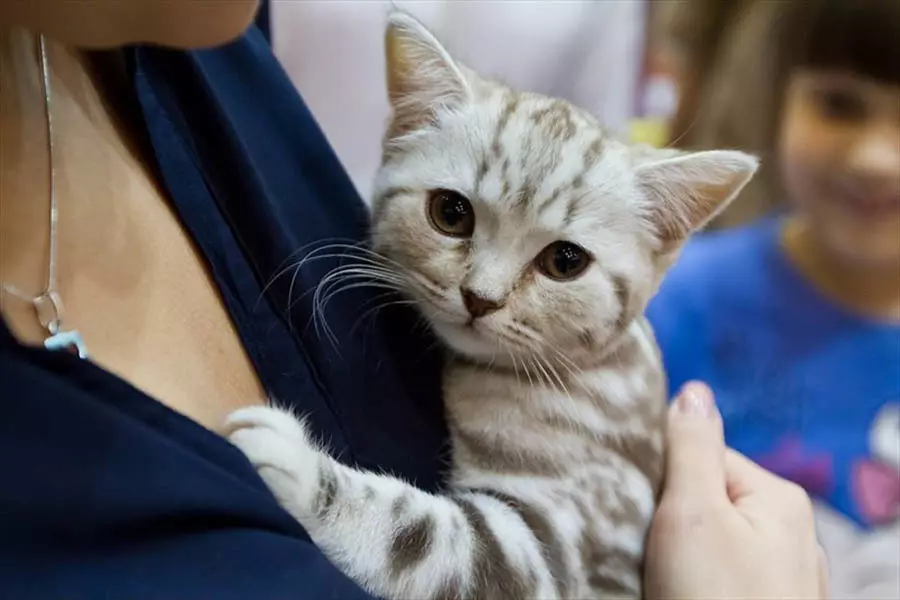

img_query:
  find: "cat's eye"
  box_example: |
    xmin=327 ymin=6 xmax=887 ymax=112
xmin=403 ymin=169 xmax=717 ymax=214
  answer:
xmin=427 ymin=189 xmax=475 ymax=238
xmin=535 ymin=241 xmax=592 ymax=281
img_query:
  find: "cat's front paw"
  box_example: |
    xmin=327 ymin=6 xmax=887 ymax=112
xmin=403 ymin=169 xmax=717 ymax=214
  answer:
xmin=225 ymin=405 xmax=323 ymax=518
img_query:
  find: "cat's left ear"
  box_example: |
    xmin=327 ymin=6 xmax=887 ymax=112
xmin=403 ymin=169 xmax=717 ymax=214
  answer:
xmin=384 ymin=10 xmax=471 ymax=138
xmin=635 ymin=150 xmax=759 ymax=249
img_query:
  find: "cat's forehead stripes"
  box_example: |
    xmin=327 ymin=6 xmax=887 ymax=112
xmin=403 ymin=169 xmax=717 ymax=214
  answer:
xmin=474 ymin=91 xmax=615 ymax=230
xmin=491 ymin=94 xmax=520 ymax=157
xmin=529 ymin=99 xmax=578 ymax=142
xmin=473 ymin=93 xmax=519 ymax=196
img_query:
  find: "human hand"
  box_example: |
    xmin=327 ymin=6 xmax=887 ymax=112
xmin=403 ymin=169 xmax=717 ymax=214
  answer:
xmin=644 ymin=381 xmax=828 ymax=600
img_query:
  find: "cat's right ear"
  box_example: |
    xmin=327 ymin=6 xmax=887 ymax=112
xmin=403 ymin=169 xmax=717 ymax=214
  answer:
xmin=635 ymin=150 xmax=758 ymax=253
xmin=385 ymin=10 xmax=471 ymax=138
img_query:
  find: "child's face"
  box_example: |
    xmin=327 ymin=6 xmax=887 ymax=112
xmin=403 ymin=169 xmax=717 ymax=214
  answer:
xmin=779 ymin=70 xmax=900 ymax=268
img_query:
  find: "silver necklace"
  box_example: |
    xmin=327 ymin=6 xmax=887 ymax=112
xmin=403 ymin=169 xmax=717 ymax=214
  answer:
xmin=1 ymin=36 xmax=88 ymax=359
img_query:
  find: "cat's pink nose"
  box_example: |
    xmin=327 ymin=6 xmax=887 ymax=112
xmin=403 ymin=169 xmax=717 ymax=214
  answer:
xmin=460 ymin=287 xmax=503 ymax=319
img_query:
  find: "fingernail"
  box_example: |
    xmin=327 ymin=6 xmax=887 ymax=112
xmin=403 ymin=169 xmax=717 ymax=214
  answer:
xmin=675 ymin=382 xmax=716 ymax=418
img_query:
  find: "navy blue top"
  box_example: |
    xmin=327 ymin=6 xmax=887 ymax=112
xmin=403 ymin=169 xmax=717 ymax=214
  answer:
xmin=0 ymin=22 xmax=447 ymax=599
xmin=647 ymin=218 xmax=900 ymax=528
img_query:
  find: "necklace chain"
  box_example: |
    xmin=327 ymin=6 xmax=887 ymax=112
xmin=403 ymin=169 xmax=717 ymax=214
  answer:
xmin=2 ymin=35 xmax=63 ymax=332
xmin=1 ymin=35 xmax=86 ymax=359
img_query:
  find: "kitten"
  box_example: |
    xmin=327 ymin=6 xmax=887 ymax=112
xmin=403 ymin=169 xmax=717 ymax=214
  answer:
xmin=227 ymin=10 xmax=757 ymax=599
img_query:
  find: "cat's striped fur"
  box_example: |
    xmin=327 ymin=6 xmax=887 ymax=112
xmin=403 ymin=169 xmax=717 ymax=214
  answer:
xmin=227 ymin=10 xmax=757 ymax=600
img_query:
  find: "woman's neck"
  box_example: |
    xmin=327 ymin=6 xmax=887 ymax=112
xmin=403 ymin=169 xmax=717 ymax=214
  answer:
xmin=781 ymin=216 xmax=900 ymax=324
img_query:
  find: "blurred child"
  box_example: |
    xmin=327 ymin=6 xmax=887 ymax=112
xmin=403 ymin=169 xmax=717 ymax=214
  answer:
xmin=647 ymin=0 xmax=899 ymax=595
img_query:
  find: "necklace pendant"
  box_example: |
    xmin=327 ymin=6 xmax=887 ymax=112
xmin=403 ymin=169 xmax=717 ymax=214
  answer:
xmin=44 ymin=328 xmax=89 ymax=360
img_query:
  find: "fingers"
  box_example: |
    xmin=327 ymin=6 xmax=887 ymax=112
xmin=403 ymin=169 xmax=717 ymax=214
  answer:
xmin=663 ymin=381 xmax=728 ymax=505
xmin=725 ymin=449 xmax=815 ymax=519
xmin=723 ymin=449 xmax=784 ymax=501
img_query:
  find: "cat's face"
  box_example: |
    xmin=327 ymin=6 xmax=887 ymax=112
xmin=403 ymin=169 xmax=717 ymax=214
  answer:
xmin=371 ymin=94 xmax=660 ymax=366
xmin=370 ymin=11 xmax=758 ymax=366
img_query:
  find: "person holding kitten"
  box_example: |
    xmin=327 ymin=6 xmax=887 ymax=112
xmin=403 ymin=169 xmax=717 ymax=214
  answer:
xmin=648 ymin=0 xmax=900 ymax=596
xmin=1 ymin=0 xmax=824 ymax=598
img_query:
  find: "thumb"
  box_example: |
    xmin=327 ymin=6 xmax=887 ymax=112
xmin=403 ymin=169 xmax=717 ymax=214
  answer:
xmin=663 ymin=381 xmax=728 ymax=505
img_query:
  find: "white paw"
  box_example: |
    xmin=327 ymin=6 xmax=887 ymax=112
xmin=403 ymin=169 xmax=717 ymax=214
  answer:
xmin=225 ymin=405 xmax=323 ymax=517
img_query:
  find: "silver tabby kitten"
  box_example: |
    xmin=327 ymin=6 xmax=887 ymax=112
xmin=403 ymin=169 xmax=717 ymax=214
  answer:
xmin=227 ymin=11 xmax=757 ymax=600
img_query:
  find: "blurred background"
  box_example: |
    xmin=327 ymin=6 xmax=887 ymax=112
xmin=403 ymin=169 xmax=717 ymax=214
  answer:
xmin=262 ymin=0 xmax=802 ymax=228
xmin=264 ymin=0 xmax=900 ymax=229
xmin=270 ymin=0 xmax=647 ymax=204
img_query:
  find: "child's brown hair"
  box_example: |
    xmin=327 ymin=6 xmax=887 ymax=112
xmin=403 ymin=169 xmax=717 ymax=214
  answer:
xmin=665 ymin=0 xmax=900 ymax=229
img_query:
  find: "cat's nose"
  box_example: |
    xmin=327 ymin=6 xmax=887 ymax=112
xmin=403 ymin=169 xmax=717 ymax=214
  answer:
xmin=460 ymin=287 xmax=503 ymax=319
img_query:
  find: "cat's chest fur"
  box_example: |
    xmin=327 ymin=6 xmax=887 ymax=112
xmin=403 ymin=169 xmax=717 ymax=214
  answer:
xmin=442 ymin=319 xmax=667 ymax=595
xmin=444 ymin=318 xmax=667 ymax=482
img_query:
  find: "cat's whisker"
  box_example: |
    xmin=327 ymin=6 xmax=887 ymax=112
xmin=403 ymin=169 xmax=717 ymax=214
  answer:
xmin=286 ymin=259 xmax=308 ymax=333
xmin=407 ymin=276 xmax=451 ymax=307
xmin=315 ymin=260 xmax=402 ymax=282
xmin=314 ymin=242 xmax=425 ymax=287
xmin=258 ymin=237 xmax=362 ymax=304
xmin=521 ymin=354 xmax=535 ymax=388
xmin=422 ymin=334 xmax=443 ymax=354
xmin=314 ymin=258 xmax=445 ymax=309
xmin=410 ymin=274 xmax=447 ymax=295
xmin=543 ymin=355 xmax=573 ymax=401
xmin=557 ymin=354 xmax=583 ymax=380
xmin=546 ymin=345 xmax=583 ymax=378
xmin=485 ymin=350 xmax=497 ymax=375
xmin=284 ymin=253 xmax=383 ymax=300
xmin=350 ymin=296 xmax=418 ymax=336
xmin=282 ymin=267 xmax=398 ymax=340
xmin=357 ymin=289 xmax=407 ymax=314
xmin=507 ymin=323 xmax=583 ymax=379
xmin=310 ymin=272 xmax=395 ymax=326
xmin=319 ymin=280 xmax=404 ymax=317
xmin=282 ymin=247 xmax=387 ymax=319
xmin=273 ymin=237 xmax=359 ymax=270
xmin=316 ymin=268 xmax=405 ymax=309
xmin=315 ymin=262 xmax=403 ymax=290
xmin=314 ymin=279 xmax=404 ymax=345
xmin=500 ymin=340 xmax=522 ymax=388
xmin=311 ymin=265 xmax=407 ymax=348
xmin=551 ymin=356 xmax=584 ymax=390
xmin=415 ymin=298 xmax=460 ymax=322
xmin=279 ymin=242 xmax=412 ymax=315
xmin=499 ymin=328 xmax=577 ymax=399
xmin=329 ymin=243 xmax=412 ymax=272
xmin=553 ymin=359 xmax=581 ymax=384
xmin=531 ymin=355 xmax=554 ymax=391
xmin=529 ymin=356 xmax=551 ymax=389
xmin=294 ymin=252 xmax=394 ymax=277
xmin=273 ymin=239 xmax=366 ymax=275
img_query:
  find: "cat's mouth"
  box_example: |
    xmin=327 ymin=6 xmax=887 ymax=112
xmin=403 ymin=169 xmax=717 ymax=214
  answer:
xmin=402 ymin=280 xmax=525 ymax=359
xmin=442 ymin=314 xmax=489 ymax=338
xmin=427 ymin=314 xmax=503 ymax=358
